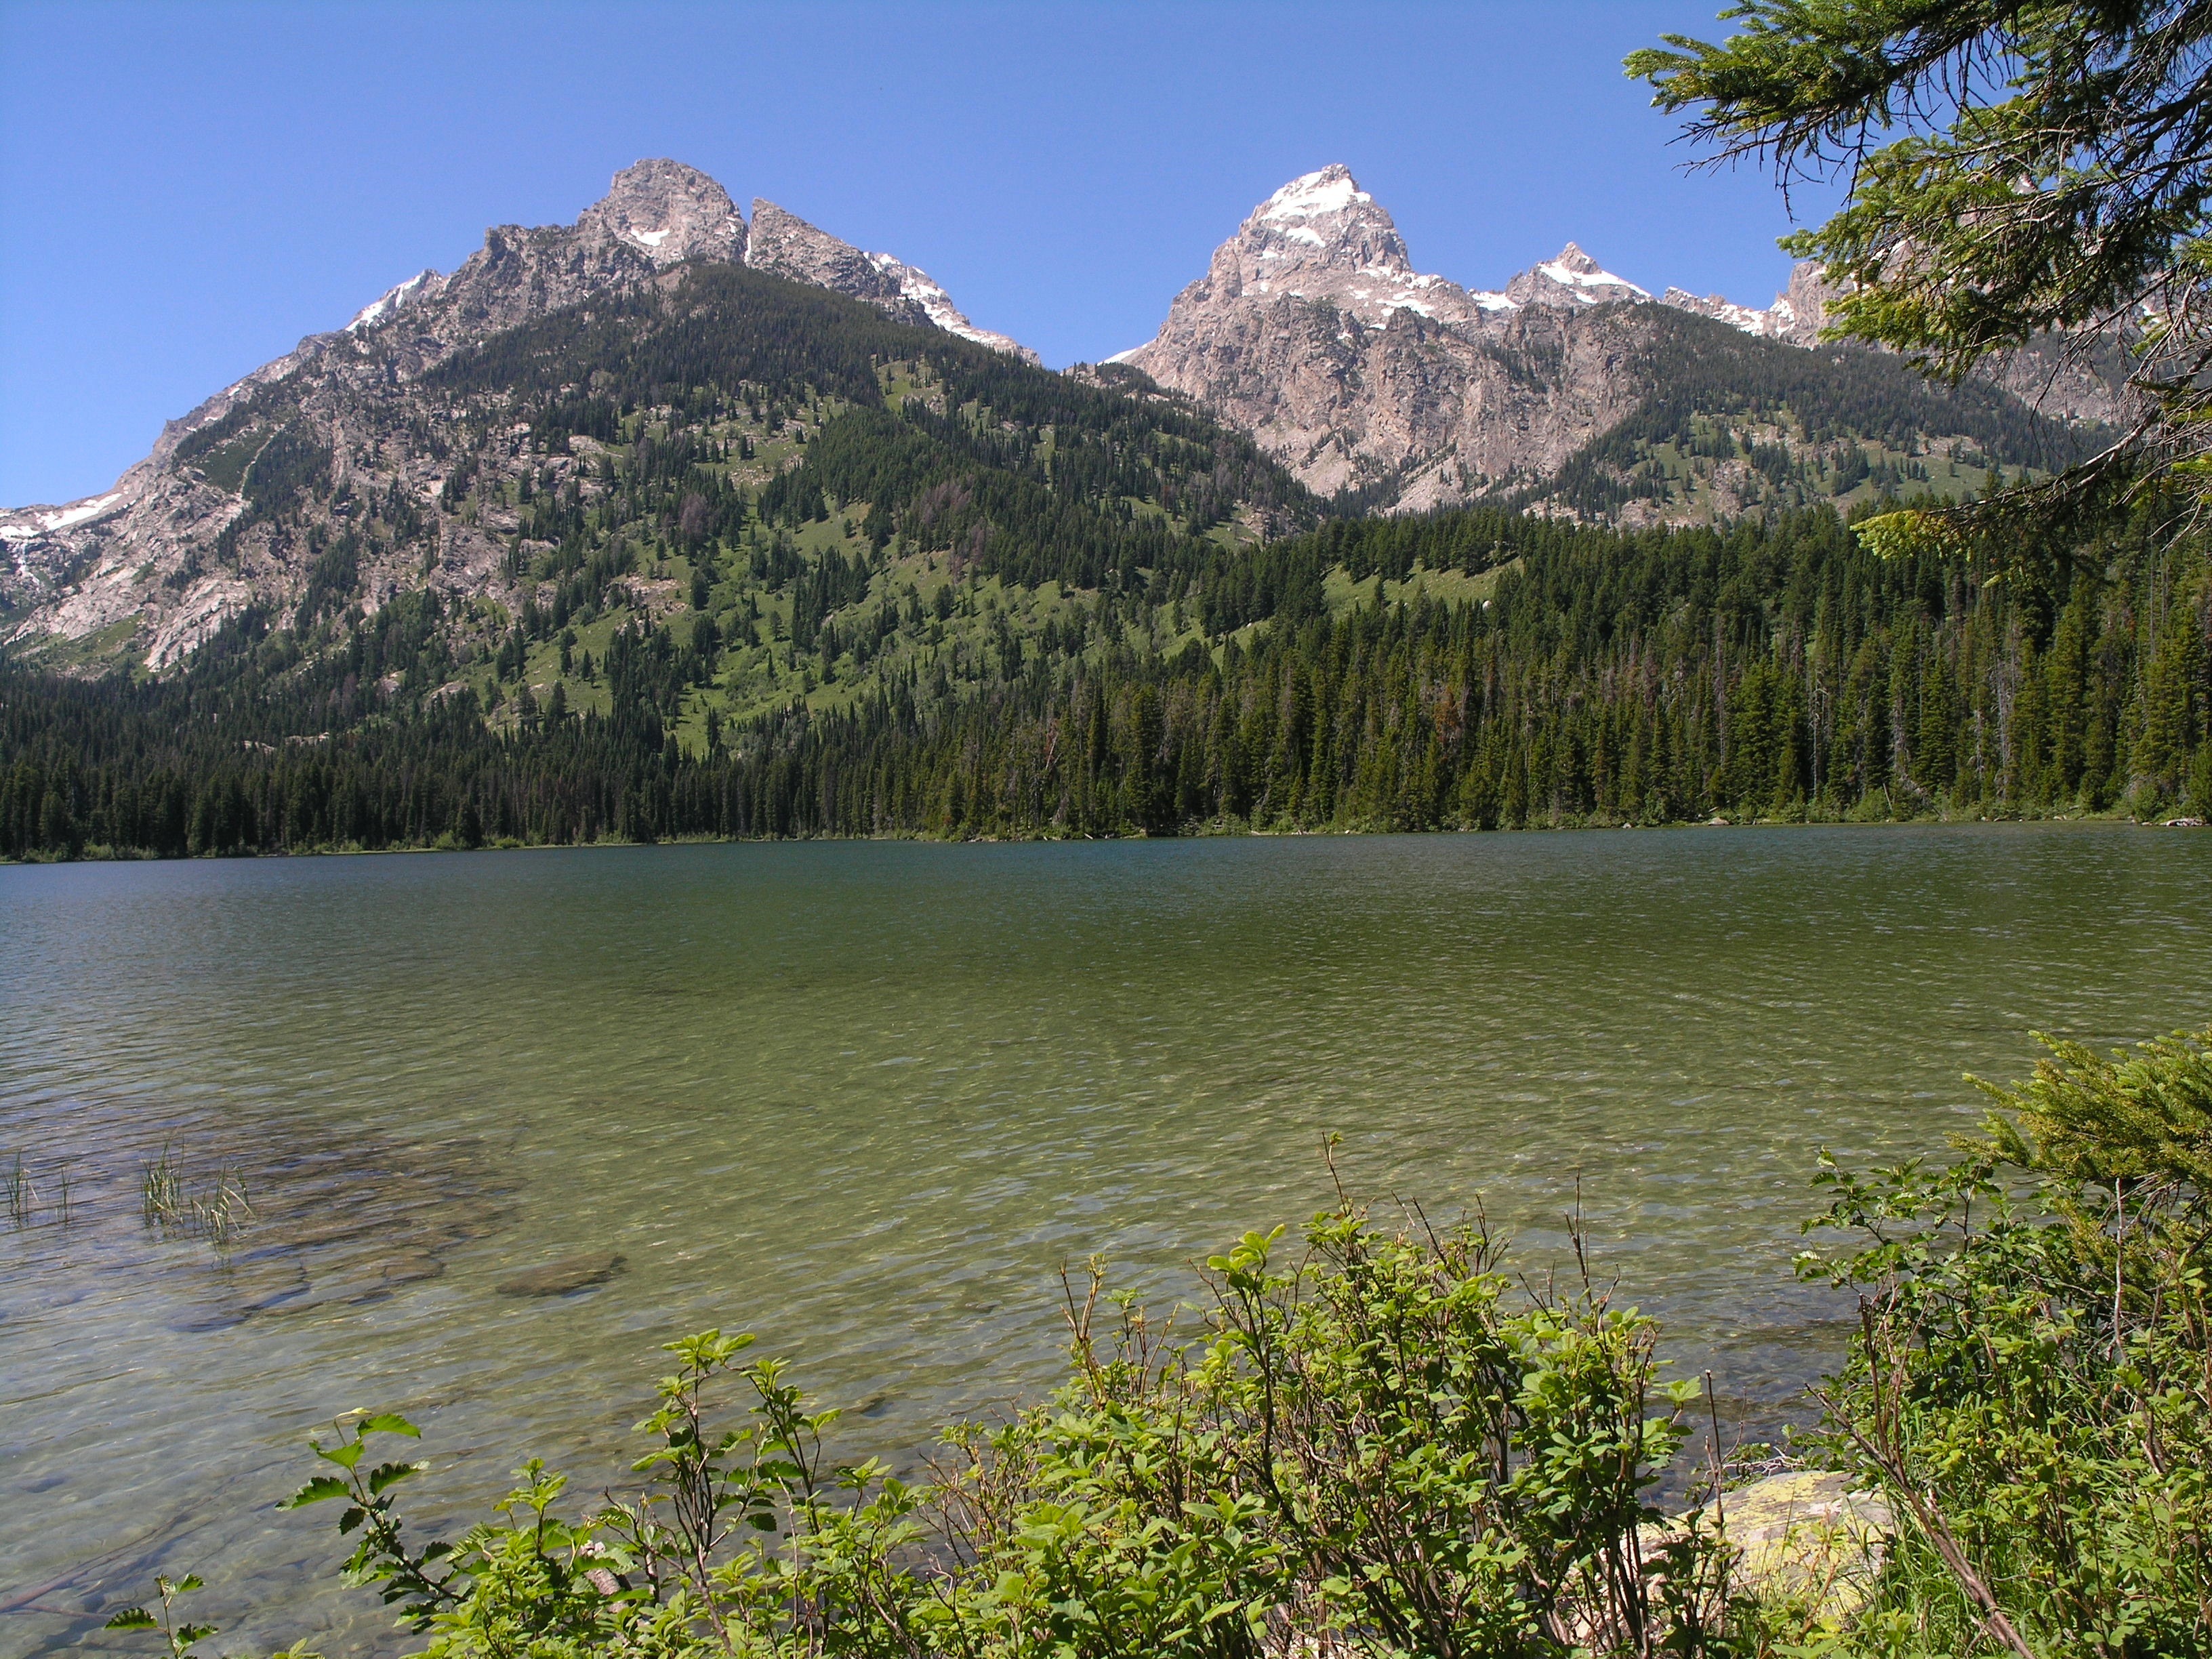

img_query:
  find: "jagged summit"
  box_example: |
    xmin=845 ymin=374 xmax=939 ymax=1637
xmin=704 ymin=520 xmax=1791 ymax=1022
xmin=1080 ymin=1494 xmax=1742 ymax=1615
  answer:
xmin=1112 ymin=168 xmax=1679 ymax=500
xmin=1110 ymin=165 xmax=1977 ymax=513
xmin=746 ymin=199 xmax=1037 ymax=362
xmin=1112 ymin=168 xmax=1679 ymax=375
xmin=324 ymin=163 xmax=1021 ymax=362
xmin=1246 ymin=165 xmax=1415 ymax=277
xmin=575 ymin=158 xmax=747 ymax=266
xmin=0 ymin=159 xmax=1036 ymax=663
xmin=1506 ymin=243 xmax=1650 ymax=308
xmin=1129 ymin=165 xmax=1492 ymax=344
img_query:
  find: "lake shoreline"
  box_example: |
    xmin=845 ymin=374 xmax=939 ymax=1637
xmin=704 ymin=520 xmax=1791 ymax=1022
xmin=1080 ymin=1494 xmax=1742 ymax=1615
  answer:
xmin=3 ymin=802 xmax=2192 ymax=867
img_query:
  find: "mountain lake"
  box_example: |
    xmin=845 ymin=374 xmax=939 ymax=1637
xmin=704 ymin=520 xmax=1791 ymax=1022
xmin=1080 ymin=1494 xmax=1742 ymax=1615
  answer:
xmin=4 ymin=825 xmax=2209 ymax=1654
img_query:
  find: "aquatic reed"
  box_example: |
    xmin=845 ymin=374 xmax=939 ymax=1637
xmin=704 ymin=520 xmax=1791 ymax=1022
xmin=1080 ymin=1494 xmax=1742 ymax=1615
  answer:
xmin=141 ymin=1143 xmax=184 ymax=1227
xmin=141 ymin=1145 xmax=254 ymax=1248
xmin=4 ymin=1152 xmax=30 ymax=1227
xmin=192 ymin=1173 xmax=253 ymax=1252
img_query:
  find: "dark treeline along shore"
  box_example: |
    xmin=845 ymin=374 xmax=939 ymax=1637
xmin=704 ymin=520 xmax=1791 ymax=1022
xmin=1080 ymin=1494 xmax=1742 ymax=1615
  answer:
xmin=3 ymin=497 xmax=2208 ymax=858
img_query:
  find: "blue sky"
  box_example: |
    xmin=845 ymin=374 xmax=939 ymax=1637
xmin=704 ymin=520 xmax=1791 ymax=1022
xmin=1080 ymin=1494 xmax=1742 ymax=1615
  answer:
xmin=0 ymin=1 xmax=1836 ymax=506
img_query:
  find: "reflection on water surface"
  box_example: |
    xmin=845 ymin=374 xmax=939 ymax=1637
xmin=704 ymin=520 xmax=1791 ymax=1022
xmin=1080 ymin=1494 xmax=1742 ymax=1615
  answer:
xmin=3 ymin=827 xmax=2208 ymax=1654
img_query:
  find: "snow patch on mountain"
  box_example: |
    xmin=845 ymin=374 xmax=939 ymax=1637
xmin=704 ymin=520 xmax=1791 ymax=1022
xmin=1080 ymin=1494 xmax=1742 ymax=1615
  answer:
xmin=40 ymin=493 xmax=123 ymax=533
xmin=744 ymin=198 xmax=1036 ymax=362
xmin=864 ymin=252 xmax=1038 ymax=361
xmin=1261 ymin=169 xmax=1372 ymax=220
xmin=1506 ymin=244 xmax=1650 ymax=308
xmin=1537 ymin=253 xmax=1647 ymax=299
xmin=348 ymin=269 xmax=443 ymax=332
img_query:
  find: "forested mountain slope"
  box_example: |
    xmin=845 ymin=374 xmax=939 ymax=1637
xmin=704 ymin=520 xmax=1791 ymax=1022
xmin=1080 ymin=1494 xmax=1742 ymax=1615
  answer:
xmin=5 ymin=159 xmax=2111 ymax=684
xmin=3 ymin=247 xmax=1315 ymax=710
xmin=0 ymin=160 xmax=1039 ymax=667
xmin=5 ymin=495 xmax=2205 ymax=859
xmin=3 ymin=158 xmax=2200 ymax=861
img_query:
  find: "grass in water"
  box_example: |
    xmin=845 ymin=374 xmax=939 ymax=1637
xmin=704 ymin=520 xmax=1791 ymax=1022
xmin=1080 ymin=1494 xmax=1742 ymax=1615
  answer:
xmin=4 ymin=1151 xmax=30 ymax=1227
xmin=141 ymin=1143 xmax=254 ymax=1250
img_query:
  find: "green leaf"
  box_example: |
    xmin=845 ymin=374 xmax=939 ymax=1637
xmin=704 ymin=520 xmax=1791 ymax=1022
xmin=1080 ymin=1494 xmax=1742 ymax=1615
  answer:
xmin=367 ymin=1460 xmax=426 ymax=1495
xmin=282 ymin=1476 xmax=352 ymax=1509
xmin=103 ymin=1610 xmax=159 ymax=1631
xmin=358 ymin=1413 xmax=421 ymax=1438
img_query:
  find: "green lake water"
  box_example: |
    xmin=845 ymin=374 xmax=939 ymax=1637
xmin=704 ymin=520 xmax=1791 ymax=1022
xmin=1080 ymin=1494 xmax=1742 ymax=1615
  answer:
xmin=3 ymin=827 xmax=2209 ymax=1654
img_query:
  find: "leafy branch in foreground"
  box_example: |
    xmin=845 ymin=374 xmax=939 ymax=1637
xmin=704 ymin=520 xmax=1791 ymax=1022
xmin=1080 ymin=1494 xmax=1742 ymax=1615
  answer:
xmin=119 ymin=1200 xmax=1740 ymax=1658
xmin=1631 ymin=1 xmax=2212 ymax=558
xmin=102 ymin=1574 xmax=218 ymax=1659
xmin=280 ymin=1412 xmax=453 ymax=1625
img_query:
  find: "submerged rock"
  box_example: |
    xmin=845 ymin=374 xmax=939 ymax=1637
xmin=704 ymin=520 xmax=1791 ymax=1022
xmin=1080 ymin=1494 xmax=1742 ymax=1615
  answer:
xmin=375 ymin=1251 xmax=445 ymax=1286
xmin=496 ymin=1252 xmax=625 ymax=1297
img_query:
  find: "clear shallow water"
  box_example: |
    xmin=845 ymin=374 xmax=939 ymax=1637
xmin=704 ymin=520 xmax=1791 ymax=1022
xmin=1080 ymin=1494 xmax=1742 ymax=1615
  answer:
xmin=3 ymin=827 xmax=2208 ymax=1654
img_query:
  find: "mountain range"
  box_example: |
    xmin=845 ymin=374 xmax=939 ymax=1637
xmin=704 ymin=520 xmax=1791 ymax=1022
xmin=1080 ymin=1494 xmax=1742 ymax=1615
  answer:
xmin=1115 ymin=164 xmax=2121 ymax=512
xmin=1 ymin=157 xmax=2118 ymax=670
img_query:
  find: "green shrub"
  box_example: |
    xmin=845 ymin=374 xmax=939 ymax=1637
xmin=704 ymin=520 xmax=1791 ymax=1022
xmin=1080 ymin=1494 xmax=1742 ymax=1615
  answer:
xmin=1797 ymin=1026 xmax=2212 ymax=1657
xmin=139 ymin=1198 xmax=1725 ymax=1659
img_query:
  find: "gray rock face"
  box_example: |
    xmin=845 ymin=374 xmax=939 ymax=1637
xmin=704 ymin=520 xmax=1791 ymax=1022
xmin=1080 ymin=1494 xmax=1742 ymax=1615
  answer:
xmin=3 ymin=160 xmax=1034 ymax=665
xmin=746 ymin=199 xmax=1038 ymax=363
xmin=747 ymin=199 xmax=914 ymax=308
xmin=577 ymin=157 xmax=747 ymax=267
xmin=1117 ymin=168 xmax=1655 ymax=504
xmin=1147 ymin=163 xmax=1498 ymax=333
xmin=1661 ymin=259 xmax=1839 ymax=344
xmin=1115 ymin=165 xmax=2104 ymax=512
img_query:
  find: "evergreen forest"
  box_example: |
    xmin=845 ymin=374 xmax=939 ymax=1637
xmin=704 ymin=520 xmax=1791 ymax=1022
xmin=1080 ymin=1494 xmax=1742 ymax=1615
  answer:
xmin=4 ymin=497 xmax=2207 ymax=860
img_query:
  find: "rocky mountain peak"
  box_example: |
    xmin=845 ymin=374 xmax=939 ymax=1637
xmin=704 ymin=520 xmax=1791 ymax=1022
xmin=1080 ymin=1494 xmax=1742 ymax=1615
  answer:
xmin=575 ymin=157 xmax=747 ymax=266
xmin=1238 ymin=165 xmax=1414 ymax=277
xmin=1130 ymin=165 xmax=1490 ymax=340
xmin=1504 ymin=243 xmax=1650 ymax=309
xmin=745 ymin=198 xmax=1036 ymax=361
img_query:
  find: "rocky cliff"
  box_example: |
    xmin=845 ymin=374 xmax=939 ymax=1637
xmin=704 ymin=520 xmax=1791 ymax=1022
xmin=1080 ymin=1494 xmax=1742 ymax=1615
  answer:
xmin=746 ymin=200 xmax=1038 ymax=362
xmin=1115 ymin=165 xmax=2109 ymax=514
xmin=1113 ymin=167 xmax=1768 ymax=506
xmin=1 ymin=161 xmax=1030 ymax=664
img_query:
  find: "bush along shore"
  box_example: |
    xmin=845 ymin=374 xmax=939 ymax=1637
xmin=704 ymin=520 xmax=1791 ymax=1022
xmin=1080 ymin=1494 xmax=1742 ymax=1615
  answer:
xmin=94 ymin=1025 xmax=2212 ymax=1658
